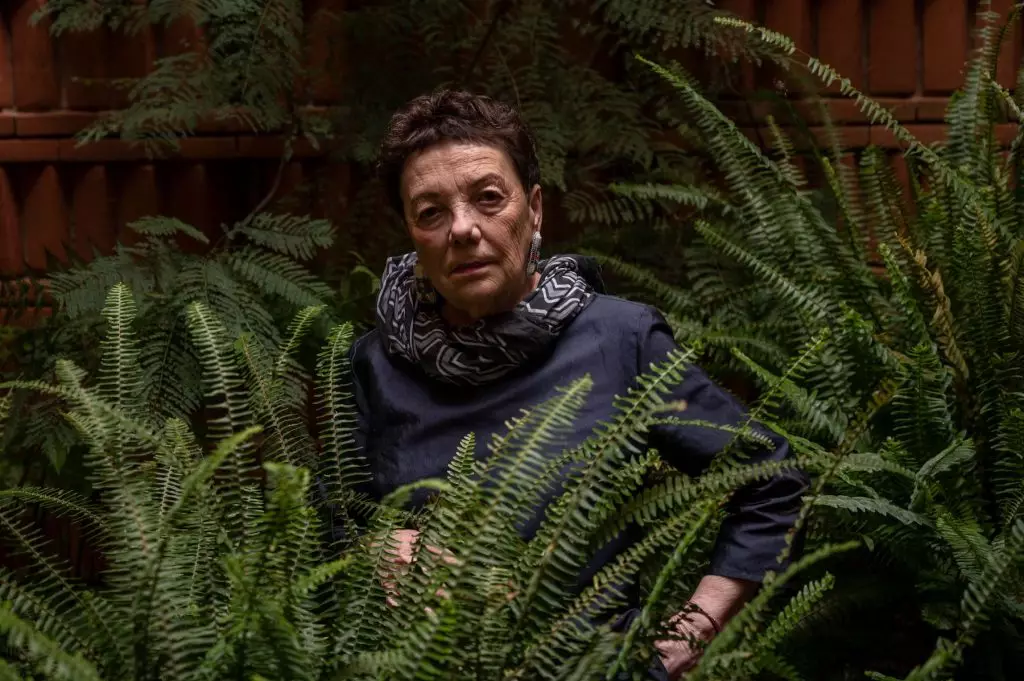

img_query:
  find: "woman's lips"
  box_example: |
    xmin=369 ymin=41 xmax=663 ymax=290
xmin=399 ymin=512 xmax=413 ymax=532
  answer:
xmin=450 ymin=262 xmax=490 ymax=276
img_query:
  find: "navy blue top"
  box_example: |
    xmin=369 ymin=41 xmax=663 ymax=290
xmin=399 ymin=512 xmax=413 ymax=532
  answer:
xmin=349 ymin=293 xmax=808 ymax=586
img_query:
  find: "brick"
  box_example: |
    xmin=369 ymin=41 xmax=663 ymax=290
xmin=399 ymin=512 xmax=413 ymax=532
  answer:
xmin=58 ymin=138 xmax=150 ymax=162
xmin=991 ymin=0 xmax=1021 ymax=88
xmin=922 ymin=0 xmax=968 ymax=93
xmin=792 ymin=98 xmax=916 ymax=125
xmin=914 ymin=97 xmax=951 ymax=121
xmin=765 ymin=0 xmax=813 ymax=51
xmin=0 ymin=139 xmax=60 ymax=161
xmin=871 ymin=123 xmax=951 ymax=148
xmin=818 ymin=0 xmax=865 ymax=91
xmin=0 ymin=168 xmax=22 ymax=276
xmin=176 ymin=137 xmax=239 ymax=159
xmin=10 ymin=0 xmax=60 ymax=110
xmin=995 ymin=123 xmax=1017 ymax=146
xmin=69 ymin=165 xmax=115 ymax=261
xmin=762 ymin=0 xmax=813 ymax=90
xmin=166 ymin=163 xmax=216 ymax=242
xmin=195 ymin=110 xmax=251 ymax=134
xmin=751 ymin=124 xmax=871 ymax=151
xmin=0 ymin=11 xmax=14 ymax=108
xmin=106 ymin=3 xmax=155 ymax=109
xmin=21 ymin=165 xmax=69 ymax=271
xmin=306 ymin=0 xmax=346 ymax=102
xmin=237 ymin=135 xmax=324 ymax=158
xmin=15 ymin=111 xmax=97 ymax=137
xmin=313 ymin=161 xmax=350 ymax=222
xmin=868 ymin=0 xmax=918 ymax=95
xmin=270 ymin=161 xmax=308 ymax=213
xmin=115 ymin=164 xmax=161 ymax=244
xmin=61 ymin=26 xmax=112 ymax=109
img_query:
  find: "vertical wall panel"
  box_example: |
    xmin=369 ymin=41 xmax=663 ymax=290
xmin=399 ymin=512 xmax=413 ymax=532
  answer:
xmin=116 ymin=164 xmax=161 ymax=245
xmin=21 ymin=165 xmax=69 ymax=271
xmin=818 ymin=0 xmax=865 ymax=89
xmin=166 ymin=163 xmax=223 ymax=247
xmin=62 ymin=27 xmax=111 ymax=110
xmin=763 ymin=0 xmax=813 ymax=90
xmin=10 ymin=0 xmax=59 ymax=110
xmin=307 ymin=0 xmax=345 ymax=103
xmin=764 ymin=0 xmax=813 ymax=51
xmin=0 ymin=11 xmax=15 ymax=108
xmin=717 ymin=0 xmax=757 ymax=90
xmin=0 ymin=169 xmax=23 ymax=277
xmin=868 ymin=0 xmax=918 ymax=95
xmin=922 ymin=0 xmax=969 ymax=93
xmin=70 ymin=165 xmax=115 ymax=261
xmin=991 ymin=0 xmax=1021 ymax=88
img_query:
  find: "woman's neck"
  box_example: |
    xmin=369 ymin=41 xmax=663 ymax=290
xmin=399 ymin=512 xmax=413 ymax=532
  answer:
xmin=442 ymin=272 xmax=541 ymax=327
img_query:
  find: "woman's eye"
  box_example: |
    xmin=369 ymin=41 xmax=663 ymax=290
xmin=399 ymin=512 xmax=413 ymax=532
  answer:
xmin=479 ymin=190 xmax=503 ymax=205
xmin=418 ymin=207 xmax=440 ymax=222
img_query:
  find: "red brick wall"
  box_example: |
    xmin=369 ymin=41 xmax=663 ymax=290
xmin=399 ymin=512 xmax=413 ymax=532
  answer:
xmin=718 ymin=0 xmax=1020 ymax=145
xmin=0 ymin=0 xmax=349 ymax=324
xmin=0 ymin=1 xmax=1018 ymax=291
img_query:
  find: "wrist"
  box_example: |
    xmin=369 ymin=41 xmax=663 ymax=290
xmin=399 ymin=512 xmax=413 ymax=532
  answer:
xmin=678 ymin=601 xmax=721 ymax=641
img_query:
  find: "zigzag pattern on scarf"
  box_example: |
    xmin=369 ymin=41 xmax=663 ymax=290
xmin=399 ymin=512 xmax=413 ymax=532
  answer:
xmin=376 ymin=252 xmax=595 ymax=386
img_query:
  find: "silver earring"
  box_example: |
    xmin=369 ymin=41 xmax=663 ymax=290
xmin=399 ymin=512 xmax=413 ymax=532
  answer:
xmin=526 ymin=232 xmax=542 ymax=276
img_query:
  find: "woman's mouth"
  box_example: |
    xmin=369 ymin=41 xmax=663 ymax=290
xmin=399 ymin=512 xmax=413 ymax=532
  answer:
xmin=451 ymin=261 xmax=490 ymax=276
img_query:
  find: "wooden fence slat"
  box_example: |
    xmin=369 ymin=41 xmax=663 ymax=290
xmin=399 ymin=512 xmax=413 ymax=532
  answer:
xmin=868 ymin=0 xmax=918 ymax=95
xmin=923 ymin=0 xmax=969 ymax=93
xmin=991 ymin=0 xmax=1021 ymax=88
xmin=0 ymin=10 xmax=14 ymax=108
xmin=71 ymin=165 xmax=115 ymax=261
xmin=818 ymin=0 xmax=866 ymax=90
xmin=717 ymin=0 xmax=757 ymax=90
xmin=307 ymin=0 xmax=345 ymax=103
xmin=116 ymin=164 xmax=161 ymax=245
xmin=21 ymin=165 xmax=70 ymax=271
xmin=62 ymin=26 xmax=111 ymax=110
xmin=0 ymin=168 xmax=23 ymax=277
xmin=11 ymin=0 xmax=60 ymax=110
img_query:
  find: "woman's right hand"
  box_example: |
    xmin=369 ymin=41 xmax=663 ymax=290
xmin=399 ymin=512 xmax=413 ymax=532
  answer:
xmin=379 ymin=529 xmax=458 ymax=607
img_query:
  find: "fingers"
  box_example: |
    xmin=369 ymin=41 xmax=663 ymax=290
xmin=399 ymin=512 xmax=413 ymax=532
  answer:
xmin=393 ymin=528 xmax=419 ymax=565
xmin=424 ymin=542 xmax=461 ymax=566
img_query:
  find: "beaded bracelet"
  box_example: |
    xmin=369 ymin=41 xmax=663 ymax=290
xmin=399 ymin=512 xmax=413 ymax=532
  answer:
xmin=686 ymin=601 xmax=722 ymax=635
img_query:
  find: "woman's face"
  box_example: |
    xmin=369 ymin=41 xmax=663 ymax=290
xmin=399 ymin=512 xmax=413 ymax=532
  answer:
xmin=399 ymin=140 xmax=542 ymax=323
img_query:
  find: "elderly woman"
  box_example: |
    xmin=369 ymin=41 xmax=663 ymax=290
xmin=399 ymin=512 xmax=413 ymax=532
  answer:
xmin=350 ymin=89 xmax=807 ymax=679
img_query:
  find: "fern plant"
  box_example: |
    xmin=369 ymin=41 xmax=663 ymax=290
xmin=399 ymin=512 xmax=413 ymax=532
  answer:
xmin=0 ymin=282 xmax=851 ymax=680
xmin=0 ymin=212 xmax=338 ymax=487
xmin=33 ymin=0 xmax=330 ymax=153
xmin=601 ymin=2 xmax=1024 ymax=678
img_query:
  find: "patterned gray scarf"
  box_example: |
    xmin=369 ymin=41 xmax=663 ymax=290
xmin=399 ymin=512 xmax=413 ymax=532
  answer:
xmin=375 ymin=252 xmax=596 ymax=386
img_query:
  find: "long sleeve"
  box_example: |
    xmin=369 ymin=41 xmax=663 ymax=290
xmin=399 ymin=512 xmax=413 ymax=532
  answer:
xmin=637 ymin=308 xmax=808 ymax=582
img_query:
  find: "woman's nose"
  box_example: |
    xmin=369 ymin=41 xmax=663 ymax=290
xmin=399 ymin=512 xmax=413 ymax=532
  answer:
xmin=449 ymin=207 xmax=480 ymax=243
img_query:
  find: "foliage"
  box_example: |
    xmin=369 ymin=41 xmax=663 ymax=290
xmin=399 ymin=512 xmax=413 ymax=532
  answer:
xmin=0 ymin=212 xmax=339 ymax=486
xmin=33 ymin=0 xmax=330 ymax=153
xmin=0 ymin=284 xmax=843 ymax=680
xmin=603 ymin=3 xmax=1024 ymax=678
xmin=33 ymin=0 xmax=784 ymax=267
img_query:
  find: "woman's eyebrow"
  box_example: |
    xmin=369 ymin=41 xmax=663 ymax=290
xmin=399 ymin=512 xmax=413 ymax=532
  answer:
xmin=471 ymin=173 xmax=509 ymax=190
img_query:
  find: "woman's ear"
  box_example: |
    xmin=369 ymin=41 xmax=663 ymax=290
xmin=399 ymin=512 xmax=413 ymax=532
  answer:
xmin=528 ymin=184 xmax=543 ymax=233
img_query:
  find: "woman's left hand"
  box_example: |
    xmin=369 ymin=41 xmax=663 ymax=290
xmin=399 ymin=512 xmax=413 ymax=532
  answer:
xmin=654 ymin=612 xmax=717 ymax=679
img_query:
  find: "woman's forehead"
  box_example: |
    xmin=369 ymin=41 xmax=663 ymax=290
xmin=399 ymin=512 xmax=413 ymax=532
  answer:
xmin=402 ymin=142 xmax=517 ymax=196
